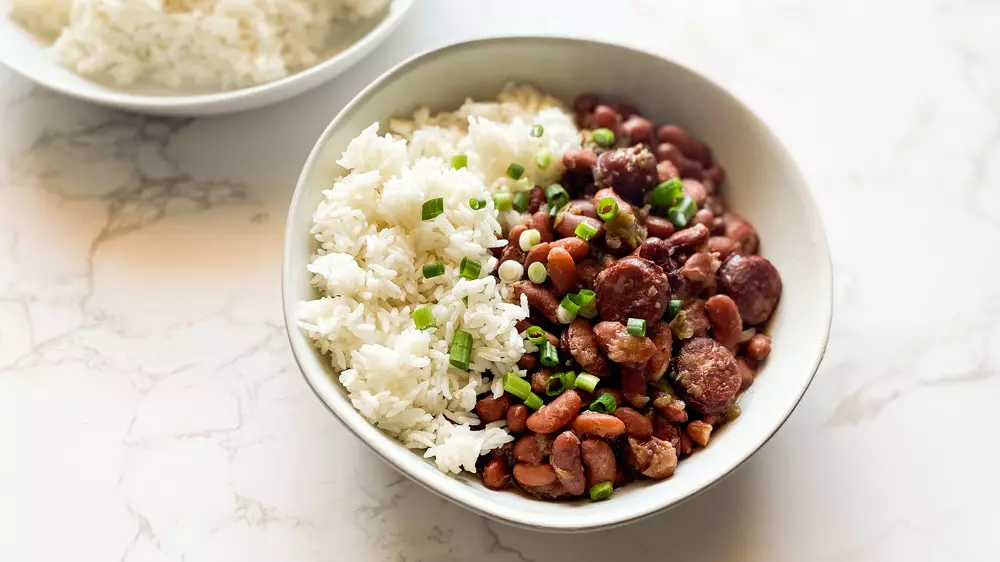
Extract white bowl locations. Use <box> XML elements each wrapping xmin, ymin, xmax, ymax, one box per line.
<box><xmin>282</xmin><ymin>37</ymin><xmax>833</xmax><ymax>532</ymax></box>
<box><xmin>0</xmin><ymin>0</ymin><xmax>414</xmax><ymax>116</ymax></box>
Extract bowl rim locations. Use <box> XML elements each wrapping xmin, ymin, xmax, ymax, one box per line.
<box><xmin>0</xmin><ymin>0</ymin><xmax>414</xmax><ymax>111</ymax></box>
<box><xmin>281</xmin><ymin>35</ymin><xmax>833</xmax><ymax>532</ymax></box>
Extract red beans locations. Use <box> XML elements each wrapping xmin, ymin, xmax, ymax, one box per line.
<box><xmin>547</xmin><ymin>246</ymin><xmax>578</xmax><ymax>296</ymax></box>
<box><xmin>707</xmin><ymin>236</ymin><xmax>738</xmax><ymax>260</ymax></box>
<box><xmin>666</xmin><ymin>223</ymin><xmax>710</xmax><ymax>250</ymax></box>
<box><xmin>506</xmin><ymin>404</ymin><xmax>530</xmax><ymax>434</ymax></box>
<box><xmin>593</xmin><ymin>321</ymin><xmax>657</xmax><ymax>363</ymax></box>
<box><xmin>593</xmin><ymin>146</ymin><xmax>658</xmax><ymax>206</ymax></box>
<box><xmin>594</xmin><ymin>256</ymin><xmax>671</xmax><ymax>323</ymax></box>
<box><xmin>555</xmin><ymin>213</ymin><xmax>604</xmax><ymax>241</ymax></box>
<box><xmin>612</xmin><ymin>407</ymin><xmax>653</xmax><ymax>439</ymax></box>
<box><xmin>562</xmin><ymin>149</ymin><xmax>599</xmax><ymax>173</ymax></box>
<box><xmin>674</xmin><ymin>337</ymin><xmax>741</xmax><ymax>414</ymax></box>
<box><xmin>475</xmin><ymin>394</ymin><xmax>511</xmax><ymax>424</ymax></box>
<box><xmin>569</xmin><ymin>411</ymin><xmax>626</xmax><ymax>438</ymax></box>
<box><xmin>656</xmin><ymin>124</ymin><xmax>712</xmax><ymax>167</ymax></box>
<box><xmin>566</xmin><ymin>319</ymin><xmax>610</xmax><ymax>376</ymax></box>
<box><xmin>513</xmin><ymin>462</ymin><xmax>558</xmax><ymax>487</ymax></box>
<box><xmin>580</xmin><ymin>439</ymin><xmax>616</xmax><ymax>487</ymax></box>
<box><xmin>593</xmin><ymin>104</ymin><xmax>621</xmax><ymax>130</ymax></box>
<box><xmin>550</xmin><ymin>237</ymin><xmax>591</xmax><ymax>260</ymax></box>
<box><xmin>526</xmin><ymin>390</ymin><xmax>583</xmax><ymax>434</ymax></box>
<box><xmin>528</xmin><ymin>210</ymin><xmax>554</xmax><ymax>243</ymax></box>
<box><xmin>645</xmin><ymin>216</ymin><xmax>675</xmax><ymax>239</ymax></box>
<box><xmin>482</xmin><ymin>457</ymin><xmax>512</xmax><ymax>490</ymax></box>
<box><xmin>514</xmin><ymin>433</ymin><xmax>552</xmax><ymax>465</ymax></box>
<box><xmin>510</xmin><ymin>281</ymin><xmax>560</xmax><ymax>324</ymax></box>
<box><xmin>655</xmin><ymin>142</ymin><xmax>703</xmax><ymax>179</ymax></box>
<box><xmin>621</xmin><ymin>116</ymin><xmax>654</xmax><ymax>143</ymax></box>
<box><xmin>717</xmin><ymin>254</ymin><xmax>783</xmax><ymax>325</ymax></box>
<box><xmin>705</xmin><ymin>294</ymin><xmax>743</xmax><ymax>350</ymax></box>
<box><xmin>721</xmin><ymin>211</ymin><xmax>759</xmax><ymax>255</ymax></box>
<box><xmin>746</xmin><ymin>333</ymin><xmax>772</xmax><ymax>361</ymax></box>
<box><xmin>682</xmin><ymin>179</ymin><xmax>708</xmax><ymax>206</ymax></box>
<box><xmin>550</xmin><ymin>431</ymin><xmax>586</xmax><ymax>495</ymax></box>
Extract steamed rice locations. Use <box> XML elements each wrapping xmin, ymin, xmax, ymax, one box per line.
<box><xmin>299</xmin><ymin>84</ymin><xmax>582</xmax><ymax>473</ymax></box>
<box><xmin>9</xmin><ymin>0</ymin><xmax>388</xmax><ymax>90</ymax></box>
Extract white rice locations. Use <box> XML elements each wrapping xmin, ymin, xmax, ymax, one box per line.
<box><xmin>299</xmin><ymin>84</ymin><xmax>582</xmax><ymax>473</ymax></box>
<box><xmin>9</xmin><ymin>0</ymin><xmax>388</xmax><ymax>90</ymax></box>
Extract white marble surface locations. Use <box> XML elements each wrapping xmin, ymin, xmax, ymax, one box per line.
<box><xmin>2</xmin><ymin>1</ymin><xmax>999</xmax><ymax>560</ymax></box>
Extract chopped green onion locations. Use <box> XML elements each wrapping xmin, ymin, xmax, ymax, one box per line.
<box><xmin>590</xmin><ymin>481</ymin><xmax>613</xmax><ymax>501</ymax></box>
<box><xmin>527</xmin><ymin>262</ymin><xmax>548</xmax><ymax>284</ymax></box>
<box><xmin>493</xmin><ymin>193</ymin><xmax>513</xmax><ymax>212</ymax></box>
<box><xmin>523</xmin><ymin>326</ymin><xmax>547</xmax><ymax>345</ymax></box>
<box><xmin>469</xmin><ymin>197</ymin><xmax>487</xmax><ymax>210</ymax></box>
<box><xmin>590</xmin><ymin>392</ymin><xmax>618</xmax><ymax>414</ymax></box>
<box><xmin>449</xmin><ymin>330</ymin><xmax>473</xmax><ymax>370</ymax></box>
<box><xmin>519</xmin><ymin>229</ymin><xmax>541</xmax><ymax>251</ymax></box>
<box><xmin>498</xmin><ymin>260</ymin><xmax>524</xmax><ymax>283</ymax></box>
<box><xmin>462</xmin><ymin>295</ymin><xmax>469</xmax><ymax>306</ymax></box>
<box><xmin>534</xmin><ymin>148</ymin><xmax>552</xmax><ymax>169</ymax></box>
<box><xmin>503</xmin><ymin>373</ymin><xmax>531</xmax><ymax>400</ymax></box>
<box><xmin>579</xmin><ymin>299</ymin><xmax>598</xmax><ymax>319</ymax></box>
<box><xmin>667</xmin><ymin>299</ymin><xmax>683</xmax><ymax>320</ymax></box>
<box><xmin>515</xmin><ymin>177</ymin><xmax>532</xmax><ymax>192</ymax></box>
<box><xmin>545</xmin><ymin>373</ymin><xmax>568</xmax><ymax>396</ymax></box>
<box><xmin>652</xmin><ymin>178</ymin><xmax>684</xmax><ymax>208</ymax></box>
<box><xmin>451</xmin><ymin>153</ymin><xmax>468</xmax><ymax>169</ymax></box>
<box><xmin>571</xmin><ymin>290</ymin><xmax>596</xmax><ymax>308</ymax></box>
<box><xmin>540</xmin><ymin>341</ymin><xmax>559</xmax><ymax>367</ymax></box>
<box><xmin>574</xmin><ymin>221</ymin><xmax>598</xmax><ymax>240</ymax></box>
<box><xmin>592</xmin><ymin>128</ymin><xmax>615</xmax><ymax>148</ymax></box>
<box><xmin>530</xmin><ymin>124</ymin><xmax>544</xmax><ymax>138</ymax></box>
<box><xmin>422</xmin><ymin>263</ymin><xmax>445</xmax><ymax>278</ymax></box>
<box><xmin>545</xmin><ymin>184</ymin><xmax>569</xmax><ymax>210</ymax></box>
<box><xmin>627</xmin><ymin>318</ymin><xmax>647</xmax><ymax>337</ymax></box>
<box><xmin>668</xmin><ymin>196</ymin><xmax>697</xmax><ymax>229</ymax></box>
<box><xmin>560</xmin><ymin>295</ymin><xmax>581</xmax><ymax>315</ymax></box>
<box><xmin>524</xmin><ymin>392</ymin><xmax>543</xmax><ymax>411</ymax></box>
<box><xmin>512</xmin><ymin>191</ymin><xmax>531</xmax><ymax>212</ymax></box>
<box><xmin>422</xmin><ymin>197</ymin><xmax>444</xmax><ymax>220</ymax></box>
<box><xmin>506</xmin><ymin>162</ymin><xmax>525</xmax><ymax>180</ymax></box>
<box><xmin>597</xmin><ymin>197</ymin><xmax>619</xmax><ymax>221</ymax></box>
<box><xmin>413</xmin><ymin>306</ymin><xmax>435</xmax><ymax>330</ymax></box>
<box><xmin>557</xmin><ymin>302</ymin><xmax>578</xmax><ymax>324</ymax></box>
<box><xmin>575</xmin><ymin>373</ymin><xmax>599</xmax><ymax>393</ymax></box>
<box><xmin>459</xmin><ymin>257</ymin><xmax>482</xmax><ymax>280</ymax></box>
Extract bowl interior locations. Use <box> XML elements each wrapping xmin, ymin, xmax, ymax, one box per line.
<box><xmin>0</xmin><ymin>0</ymin><xmax>414</xmax><ymax>115</ymax></box>
<box><xmin>283</xmin><ymin>38</ymin><xmax>832</xmax><ymax>531</ymax></box>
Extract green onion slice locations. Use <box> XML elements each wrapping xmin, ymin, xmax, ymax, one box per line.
<box><xmin>422</xmin><ymin>197</ymin><xmax>444</xmax><ymax>220</ymax></box>
<box><xmin>527</xmin><ymin>262</ymin><xmax>548</xmax><ymax>284</ymax></box>
<box><xmin>422</xmin><ymin>263</ymin><xmax>445</xmax><ymax>279</ymax></box>
<box><xmin>545</xmin><ymin>183</ymin><xmax>570</xmax><ymax>210</ymax></box>
<box><xmin>413</xmin><ymin>306</ymin><xmax>435</xmax><ymax>330</ymax></box>
<box><xmin>597</xmin><ymin>197</ymin><xmax>619</xmax><ymax>221</ymax></box>
<box><xmin>524</xmin><ymin>392</ymin><xmax>543</xmax><ymax>411</ymax></box>
<box><xmin>560</xmin><ymin>295</ymin><xmax>581</xmax><ymax>315</ymax></box>
<box><xmin>590</xmin><ymin>392</ymin><xmax>618</xmax><ymax>414</ymax></box>
<box><xmin>592</xmin><ymin>128</ymin><xmax>615</xmax><ymax>148</ymax></box>
<box><xmin>512</xmin><ymin>191</ymin><xmax>531</xmax><ymax>212</ymax></box>
<box><xmin>502</xmin><ymin>373</ymin><xmax>531</xmax><ymax>400</ymax></box>
<box><xmin>506</xmin><ymin>162</ymin><xmax>525</xmax><ymax>180</ymax></box>
<box><xmin>451</xmin><ymin>153</ymin><xmax>468</xmax><ymax>169</ymax></box>
<box><xmin>627</xmin><ymin>318</ymin><xmax>647</xmax><ymax>337</ymax></box>
<box><xmin>449</xmin><ymin>330</ymin><xmax>473</xmax><ymax>370</ymax></box>
<box><xmin>652</xmin><ymin>178</ymin><xmax>684</xmax><ymax>208</ymax></box>
<box><xmin>530</xmin><ymin>124</ymin><xmax>544</xmax><ymax>138</ymax></box>
<box><xmin>590</xmin><ymin>481</ymin><xmax>613</xmax><ymax>501</ymax></box>
<box><xmin>522</xmin><ymin>326</ymin><xmax>547</xmax><ymax>345</ymax></box>
<box><xmin>667</xmin><ymin>196</ymin><xmax>697</xmax><ymax>228</ymax></box>
<box><xmin>534</xmin><ymin>149</ymin><xmax>552</xmax><ymax>169</ymax></box>
<box><xmin>493</xmin><ymin>193</ymin><xmax>513</xmax><ymax>212</ymax></box>
<box><xmin>469</xmin><ymin>198</ymin><xmax>486</xmax><ymax>210</ymax></box>
<box><xmin>539</xmin><ymin>341</ymin><xmax>559</xmax><ymax>367</ymax></box>
<box><xmin>575</xmin><ymin>373</ymin><xmax>599</xmax><ymax>393</ymax></box>
<box><xmin>667</xmin><ymin>299</ymin><xmax>683</xmax><ymax>320</ymax></box>
<box><xmin>574</xmin><ymin>221</ymin><xmax>598</xmax><ymax>240</ymax></box>
<box><xmin>545</xmin><ymin>373</ymin><xmax>567</xmax><ymax>396</ymax></box>
<box><xmin>459</xmin><ymin>257</ymin><xmax>481</xmax><ymax>280</ymax></box>
<box><xmin>571</xmin><ymin>290</ymin><xmax>595</xmax><ymax>308</ymax></box>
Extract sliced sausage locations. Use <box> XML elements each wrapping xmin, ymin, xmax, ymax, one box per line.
<box><xmin>626</xmin><ymin>436</ymin><xmax>677</xmax><ymax>479</ymax></box>
<box><xmin>674</xmin><ymin>337</ymin><xmax>741</xmax><ymax>415</ymax></box>
<box><xmin>717</xmin><ymin>254</ymin><xmax>782</xmax><ymax>325</ymax></box>
<box><xmin>526</xmin><ymin>390</ymin><xmax>583</xmax><ymax>434</ymax></box>
<box><xmin>580</xmin><ymin>439</ymin><xmax>617</xmax><ymax>488</ymax></box>
<box><xmin>569</xmin><ymin>411</ymin><xmax>626</xmax><ymax>438</ymax></box>
<box><xmin>594</xmin><ymin>256</ymin><xmax>670</xmax><ymax>323</ymax></box>
<box><xmin>592</xmin><ymin>145</ymin><xmax>658</xmax><ymax>206</ymax></box>
<box><xmin>592</xmin><ymin>321</ymin><xmax>657</xmax><ymax>363</ymax></box>
<box><xmin>705</xmin><ymin>294</ymin><xmax>743</xmax><ymax>350</ymax></box>
<box><xmin>550</xmin><ymin>431</ymin><xmax>586</xmax><ymax>495</ymax></box>
<box><xmin>566</xmin><ymin>319</ymin><xmax>610</xmax><ymax>376</ymax></box>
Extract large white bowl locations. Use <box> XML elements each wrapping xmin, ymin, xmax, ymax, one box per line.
<box><xmin>0</xmin><ymin>0</ymin><xmax>414</xmax><ymax>116</ymax></box>
<box><xmin>282</xmin><ymin>37</ymin><xmax>833</xmax><ymax>532</ymax></box>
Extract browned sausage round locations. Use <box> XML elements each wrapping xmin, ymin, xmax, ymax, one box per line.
<box><xmin>513</xmin><ymin>433</ymin><xmax>552</xmax><ymax>465</ymax></box>
<box><xmin>569</xmin><ymin>411</ymin><xmax>626</xmax><ymax>438</ymax></box>
<box><xmin>594</xmin><ymin>256</ymin><xmax>670</xmax><ymax>323</ymax></box>
<box><xmin>510</xmin><ymin>281</ymin><xmax>560</xmax><ymax>324</ymax></box>
<box><xmin>705</xmin><ymin>294</ymin><xmax>743</xmax><ymax>350</ymax></box>
<box><xmin>612</xmin><ymin>407</ymin><xmax>653</xmax><ymax>439</ymax></box>
<box><xmin>717</xmin><ymin>254</ymin><xmax>782</xmax><ymax>325</ymax></box>
<box><xmin>482</xmin><ymin>457</ymin><xmax>511</xmax><ymax>490</ymax></box>
<box><xmin>526</xmin><ymin>390</ymin><xmax>583</xmax><ymax>434</ymax></box>
<box><xmin>566</xmin><ymin>319</ymin><xmax>610</xmax><ymax>376</ymax></box>
<box><xmin>506</xmin><ymin>404</ymin><xmax>530</xmax><ymax>434</ymax></box>
<box><xmin>656</xmin><ymin>125</ymin><xmax>712</xmax><ymax>167</ymax></box>
<box><xmin>550</xmin><ymin>431</ymin><xmax>586</xmax><ymax>495</ymax></box>
<box><xmin>513</xmin><ymin>462</ymin><xmax>558</xmax><ymax>487</ymax></box>
<box><xmin>580</xmin><ymin>438</ymin><xmax>616</xmax><ymax>488</ymax></box>
<box><xmin>475</xmin><ymin>394</ymin><xmax>511</xmax><ymax>424</ymax></box>
<box><xmin>562</xmin><ymin>149</ymin><xmax>599</xmax><ymax>173</ymax></box>
<box><xmin>674</xmin><ymin>337</ymin><xmax>741</xmax><ymax>414</ymax></box>
<box><xmin>547</xmin><ymin>246</ymin><xmax>578</xmax><ymax>296</ymax></box>
<box><xmin>643</xmin><ymin>321</ymin><xmax>672</xmax><ymax>382</ymax></box>
<box><xmin>626</xmin><ymin>436</ymin><xmax>677</xmax><ymax>479</ymax></box>
<box><xmin>593</xmin><ymin>321</ymin><xmax>657</xmax><ymax>363</ymax></box>
<box><xmin>592</xmin><ymin>146</ymin><xmax>658</xmax><ymax>206</ymax></box>
<box><xmin>746</xmin><ymin>333</ymin><xmax>772</xmax><ymax>361</ymax></box>
<box><xmin>550</xmin><ymin>237</ymin><xmax>591</xmax><ymax>260</ymax></box>
<box><xmin>645</xmin><ymin>216</ymin><xmax>675</xmax><ymax>239</ymax></box>
<box><xmin>721</xmin><ymin>211</ymin><xmax>759</xmax><ymax>255</ymax></box>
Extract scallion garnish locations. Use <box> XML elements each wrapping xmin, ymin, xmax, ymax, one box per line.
<box><xmin>459</xmin><ymin>257</ymin><xmax>481</xmax><ymax>280</ymax></box>
<box><xmin>597</xmin><ymin>197</ymin><xmax>618</xmax><ymax>221</ymax></box>
<box><xmin>574</xmin><ymin>221</ymin><xmax>598</xmax><ymax>240</ymax></box>
<box><xmin>652</xmin><ymin>177</ymin><xmax>684</xmax><ymax>208</ymax></box>
<box><xmin>592</xmin><ymin>128</ymin><xmax>615</xmax><ymax>148</ymax></box>
<box><xmin>545</xmin><ymin>183</ymin><xmax>569</xmax><ymax>210</ymax></box>
<box><xmin>530</xmin><ymin>124</ymin><xmax>544</xmax><ymax>138</ymax></box>
<box><xmin>422</xmin><ymin>197</ymin><xmax>444</xmax><ymax>220</ymax></box>
<box><xmin>422</xmin><ymin>263</ymin><xmax>445</xmax><ymax>278</ymax></box>
<box><xmin>451</xmin><ymin>153</ymin><xmax>468</xmax><ymax>169</ymax></box>
<box><xmin>590</xmin><ymin>392</ymin><xmax>618</xmax><ymax>414</ymax></box>
<box><xmin>493</xmin><ymin>193</ymin><xmax>513</xmax><ymax>212</ymax></box>
<box><xmin>590</xmin><ymin>481</ymin><xmax>613</xmax><ymax>501</ymax></box>
<box><xmin>413</xmin><ymin>306</ymin><xmax>435</xmax><ymax>330</ymax></box>
<box><xmin>527</xmin><ymin>262</ymin><xmax>548</xmax><ymax>284</ymax></box>
<box><xmin>539</xmin><ymin>341</ymin><xmax>559</xmax><ymax>367</ymax></box>
<box><xmin>571</xmin><ymin>290</ymin><xmax>595</xmax><ymax>308</ymax></box>
<box><xmin>667</xmin><ymin>196</ymin><xmax>697</xmax><ymax>228</ymax></box>
<box><xmin>523</xmin><ymin>326</ymin><xmax>547</xmax><ymax>345</ymax></box>
<box><xmin>519</xmin><ymin>229</ymin><xmax>541</xmax><ymax>251</ymax></box>
<box><xmin>469</xmin><ymin>197</ymin><xmax>486</xmax><ymax>210</ymax></box>
<box><xmin>627</xmin><ymin>318</ymin><xmax>647</xmax><ymax>337</ymax></box>
<box><xmin>502</xmin><ymin>373</ymin><xmax>531</xmax><ymax>400</ymax></box>
<box><xmin>512</xmin><ymin>191</ymin><xmax>531</xmax><ymax>212</ymax></box>
<box><xmin>506</xmin><ymin>162</ymin><xmax>525</xmax><ymax>180</ymax></box>
<box><xmin>667</xmin><ymin>299</ymin><xmax>683</xmax><ymax>320</ymax></box>
<box><xmin>449</xmin><ymin>330</ymin><xmax>473</xmax><ymax>370</ymax></box>
<box><xmin>575</xmin><ymin>373</ymin><xmax>599</xmax><ymax>393</ymax></box>
<box><xmin>524</xmin><ymin>392</ymin><xmax>543</xmax><ymax>411</ymax></box>
<box><xmin>534</xmin><ymin>148</ymin><xmax>552</xmax><ymax>169</ymax></box>
<box><xmin>545</xmin><ymin>373</ymin><xmax>567</xmax><ymax>396</ymax></box>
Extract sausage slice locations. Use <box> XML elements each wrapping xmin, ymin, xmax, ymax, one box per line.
<box><xmin>674</xmin><ymin>337</ymin><xmax>740</xmax><ymax>414</ymax></box>
<box><xmin>594</xmin><ymin>256</ymin><xmax>670</xmax><ymax>323</ymax></box>
<box><xmin>717</xmin><ymin>254</ymin><xmax>782</xmax><ymax>325</ymax></box>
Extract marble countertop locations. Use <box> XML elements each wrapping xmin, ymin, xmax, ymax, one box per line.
<box><xmin>2</xmin><ymin>1</ymin><xmax>998</xmax><ymax>560</ymax></box>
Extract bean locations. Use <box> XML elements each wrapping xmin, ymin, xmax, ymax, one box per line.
<box><xmin>549</xmin><ymin>237</ymin><xmax>591</xmax><ymax>260</ymax></box>
<box><xmin>514</xmin><ymin>433</ymin><xmax>552</xmax><ymax>465</ymax></box>
<box><xmin>528</xmin><ymin>210</ymin><xmax>554</xmax><ymax>242</ymax></box>
<box><xmin>626</xmin><ymin>436</ymin><xmax>677</xmax><ymax>479</ymax></box>
<box><xmin>656</xmin><ymin>125</ymin><xmax>712</xmax><ymax>167</ymax></box>
<box><xmin>475</xmin><ymin>394</ymin><xmax>512</xmax><ymax>424</ymax></box>
<box><xmin>510</xmin><ymin>281</ymin><xmax>560</xmax><ymax>323</ymax></box>
<box><xmin>657</xmin><ymin>159</ymin><xmax>680</xmax><ymax>183</ymax></box>
<box><xmin>580</xmin><ymin>439</ymin><xmax>617</xmax><ymax>488</ymax></box>
<box><xmin>686</xmin><ymin>420</ymin><xmax>713</xmax><ymax>447</ymax></box>
<box><xmin>677</xmin><ymin>431</ymin><xmax>694</xmax><ymax>458</ymax></box>
<box><xmin>594</xmin><ymin>256</ymin><xmax>671</xmax><ymax>323</ymax></box>
<box><xmin>656</xmin><ymin>397</ymin><xmax>689</xmax><ymax>423</ymax></box>
<box><xmin>555</xmin><ymin>213</ymin><xmax>604</xmax><ymax>241</ymax></box>
<box><xmin>566</xmin><ymin>318</ymin><xmax>610</xmax><ymax>376</ymax></box>
<box><xmin>524</xmin><ymin>242</ymin><xmax>552</xmax><ymax>269</ymax></box>
<box><xmin>681</xmin><ymin>299</ymin><xmax>711</xmax><ymax>338</ymax></box>
<box><xmin>517</xmin><ymin>353</ymin><xmax>538</xmax><ymax>371</ymax></box>
<box><xmin>704</xmin><ymin>194</ymin><xmax>727</xmax><ymax>217</ymax></box>
<box><xmin>645</xmin><ymin>216</ymin><xmax>675</xmax><ymax>239</ymax></box>
<box><xmin>612</xmin><ymin>407</ymin><xmax>653</xmax><ymax>439</ymax></box>
<box><xmin>711</xmin><ymin>217</ymin><xmax>726</xmax><ymax>236</ymax></box>
<box><xmin>721</xmin><ymin>211</ymin><xmax>759</xmax><ymax>255</ymax></box>
<box><xmin>652</xmin><ymin>415</ymin><xmax>682</xmax><ymax>448</ymax></box>
<box><xmin>736</xmin><ymin>357</ymin><xmax>756</xmax><ymax>391</ymax></box>
<box><xmin>637</xmin><ymin>237</ymin><xmax>671</xmax><ymax>268</ymax></box>
<box><xmin>666</xmin><ymin>223</ymin><xmax>710</xmax><ymax>250</ymax></box>
<box><xmin>681</xmin><ymin>252</ymin><xmax>716</xmax><ymax>286</ymax></box>
<box><xmin>705</xmin><ymin>294</ymin><xmax>743</xmax><ymax>350</ymax></box>
<box><xmin>593</xmin><ymin>387</ymin><xmax>625</xmax><ymax>406</ymax></box>
<box><xmin>593</xmin><ymin>105</ymin><xmax>621</xmax><ymax>130</ymax></box>
<box><xmin>550</xmin><ymin>431</ymin><xmax>586</xmax><ymax>495</ymax></box>
<box><xmin>705</xmin><ymin>165</ymin><xmax>725</xmax><ymax>186</ymax></box>
<box><xmin>682</xmin><ymin>179</ymin><xmax>708</xmax><ymax>206</ymax></box>
<box><xmin>593</xmin><ymin>321</ymin><xmax>657</xmax><ymax>364</ymax></box>
<box><xmin>506</xmin><ymin>404</ymin><xmax>530</xmax><ymax>434</ymax></box>
<box><xmin>530</xmin><ymin>369</ymin><xmax>554</xmax><ymax>395</ymax></box>
<box><xmin>746</xmin><ymin>333</ymin><xmax>772</xmax><ymax>361</ymax></box>
<box><xmin>528</xmin><ymin>186</ymin><xmax>546</xmax><ymax>213</ymax></box>
<box><xmin>526</xmin><ymin>389</ymin><xmax>583</xmax><ymax>434</ymax></box>
<box><xmin>513</xmin><ymin>462</ymin><xmax>558</xmax><ymax>487</ymax></box>
<box><xmin>500</xmin><ymin>224</ymin><xmax>528</xmax><ymax>264</ymax></box>
<box><xmin>570</xmin><ymin>411</ymin><xmax>627</xmax><ymax>438</ymax></box>
<box><xmin>717</xmin><ymin>254</ymin><xmax>782</xmax><ymax>325</ymax></box>
<box><xmin>482</xmin><ymin>457</ymin><xmax>512</xmax><ymax>490</ymax></box>
<box><xmin>562</xmin><ymin>149</ymin><xmax>599</xmax><ymax>173</ymax></box>
<box><xmin>675</xmin><ymin>337</ymin><xmax>741</xmax><ymax>414</ymax></box>
<box><xmin>621</xmin><ymin>116</ymin><xmax>654</xmax><ymax>144</ymax></box>
<box><xmin>707</xmin><ymin>236</ymin><xmax>738</xmax><ymax>261</ymax></box>
<box><xmin>593</xmin><ymin>146</ymin><xmax>658</xmax><ymax>206</ymax></box>
<box><xmin>546</xmin><ymin>246</ymin><xmax>578</xmax><ymax>296</ymax></box>
<box><xmin>573</xmin><ymin>94</ymin><xmax>600</xmax><ymax>114</ymax></box>
<box><xmin>654</xmin><ymin>142</ymin><xmax>703</xmax><ymax>179</ymax></box>
<box><xmin>692</xmin><ymin>208</ymin><xmax>715</xmax><ymax>229</ymax></box>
